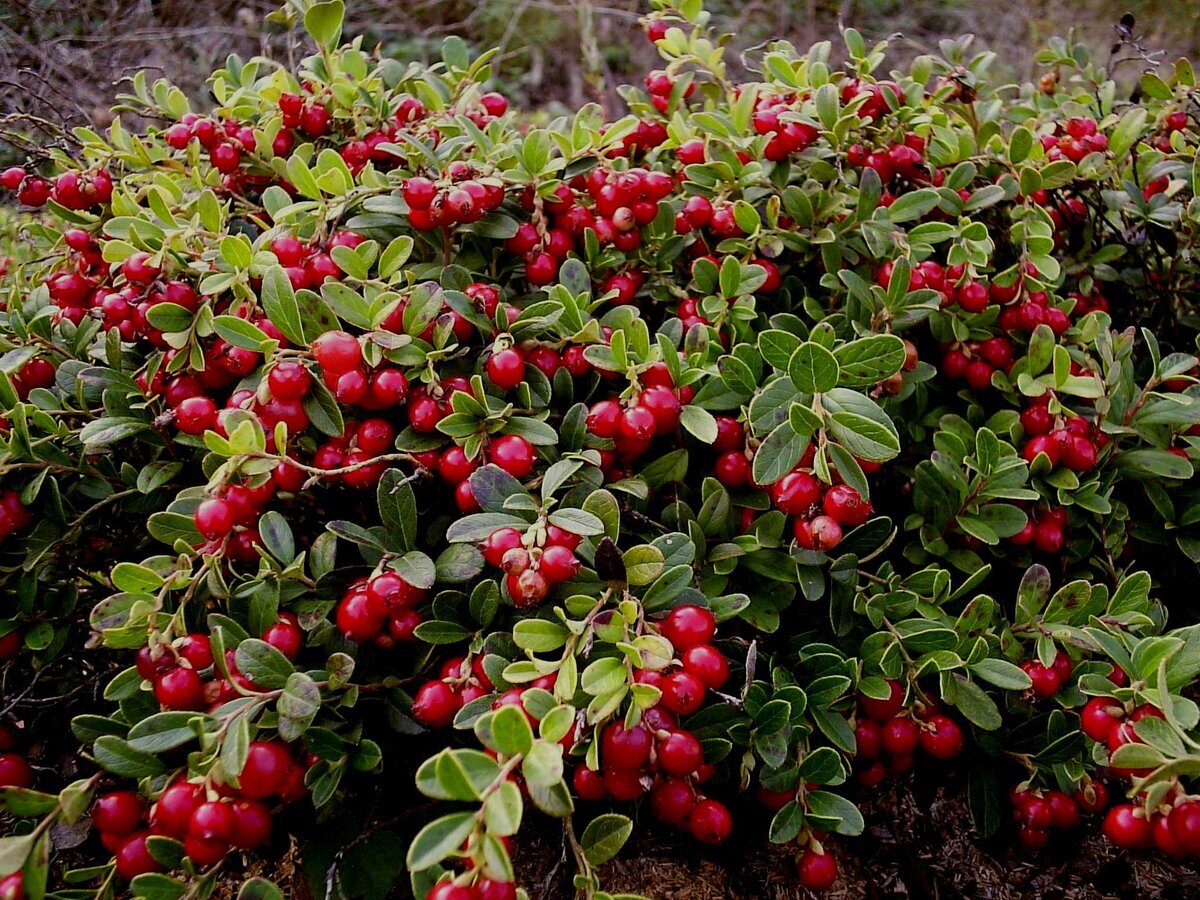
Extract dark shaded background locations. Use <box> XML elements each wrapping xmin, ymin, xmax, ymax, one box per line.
<box><xmin>1</xmin><ymin>0</ymin><xmax>1199</xmax><ymax>137</ymax></box>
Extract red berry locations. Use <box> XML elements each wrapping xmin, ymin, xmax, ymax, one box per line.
<box><xmin>188</xmin><ymin>800</ymin><xmax>236</xmax><ymax>842</ymax></box>
<box><xmin>661</xmin><ymin>670</ymin><xmax>706</xmax><ymax>716</ymax></box>
<box><xmin>681</xmin><ymin>644</ymin><xmax>729</xmax><ymax>689</ymax></box>
<box><xmin>771</xmin><ymin>471</ymin><xmax>821</xmax><ymax>515</ymax></box>
<box><xmin>687</xmin><ymin>798</ymin><xmax>732</xmax><ymax>844</ymax></box>
<box><xmin>601</xmin><ymin>721</ymin><xmax>652</xmax><ymax>769</ymax></box>
<box><xmin>650</xmin><ymin>777</ymin><xmax>696</xmax><ymax>825</ymax></box>
<box><xmin>657</xmin><ymin>729</ymin><xmax>704</xmax><ymax>776</ymax></box>
<box><xmin>881</xmin><ymin>717</ymin><xmax>919</xmax><ymax>756</ymax></box>
<box><xmin>313</xmin><ymin>331</ymin><xmax>362</xmax><ymax>375</ymax></box>
<box><xmin>1080</xmin><ymin>697</ymin><xmax>1123</xmax><ymax>743</ymax></box>
<box><xmin>1169</xmin><ymin>800</ymin><xmax>1200</xmax><ymax>854</ymax></box>
<box><xmin>194</xmin><ymin>498</ymin><xmax>235</xmax><ymax>540</ymax></box>
<box><xmin>1103</xmin><ymin>804</ymin><xmax>1152</xmax><ymax>849</ymax></box>
<box><xmin>411</xmin><ymin>680</ymin><xmax>461</xmax><ymax>728</ymax></box>
<box><xmin>822</xmin><ymin>484</ymin><xmax>871</xmax><ymax>527</ymax></box>
<box><xmin>238</xmin><ymin>742</ymin><xmax>292</xmax><ymax>799</ymax></box>
<box><xmin>230</xmin><ymin>799</ymin><xmax>272</xmax><ymax>848</ymax></box>
<box><xmin>918</xmin><ymin>715</ymin><xmax>964</xmax><ymax>760</ymax></box>
<box><xmin>797</xmin><ymin>849</ymin><xmax>838</xmax><ymax>892</ymax></box>
<box><xmin>860</xmin><ymin>680</ymin><xmax>904</xmax><ymax>722</ymax></box>
<box><xmin>486</xmin><ymin>348</ymin><xmax>525</xmax><ymax>390</ymax></box>
<box><xmin>661</xmin><ymin>605</ymin><xmax>716</xmax><ymax>650</ymax></box>
<box><xmin>155</xmin><ymin>667</ymin><xmax>205</xmax><ymax>710</ymax></box>
<box><xmin>714</xmin><ymin>451</ymin><xmax>751</xmax><ymax>489</ymax></box>
<box><xmin>115</xmin><ymin>832</ymin><xmax>160</xmax><ymax>880</ymax></box>
<box><xmin>262</xmin><ymin>613</ymin><xmax>303</xmax><ymax>659</ymax></box>
<box><xmin>93</xmin><ymin>791</ymin><xmax>144</xmax><ymax>836</ymax></box>
<box><xmin>488</xmin><ymin>435</ymin><xmax>536</xmax><ymax>478</ymax></box>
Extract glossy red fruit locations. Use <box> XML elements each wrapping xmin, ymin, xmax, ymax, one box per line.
<box><xmin>918</xmin><ymin>715</ymin><xmax>964</xmax><ymax>760</ymax></box>
<box><xmin>1168</xmin><ymin>800</ymin><xmax>1200</xmax><ymax>854</ymax></box>
<box><xmin>1073</xmin><ymin>781</ymin><xmax>1109</xmax><ymax>814</ymax></box>
<box><xmin>194</xmin><ymin>498</ymin><xmax>235</xmax><ymax>540</ymax></box>
<box><xmin>1046</xmin><ymin>790</ymin><xmax>1080</xmax><ymax>830</ymax></box>
<box><xmin>411</xmin><ymin>680</ymin><xmax>461</xmax><ymax>728</ymax></box>
<box><xmin>151</xmin><ymin>782</ymin><xmax>203</xmax><ymax>837</ymax></box>
<box><xmin>661</xmin><ymin>605</ymin><xmax>716</xmax><ymax>650</ymax></box>
<box><xmin>183</xmin><ymin>832</ymin><xmax>228</xmax><ymax>866</ymax></box>
<box><xmin>188</xmin><ymin>800</ymin><xmax>236</xmax><ymax>842</ymax></box>
<box><xmin>115</xmin><ymin>832</ymin><xmax>160</xmax><ymax>879</ymax></box>
<box><xmin>881</xmin><ymin>717</ymin><xmax>920</xmax><ymax>757</ymax></box>
<box><xmin>262</xmin><ymin>613</ymin><xmax>303</xmax><ymax>658</ymax></box>
<box><xmin>230</xmin><ymin>799</ymin><xmax>272</xmax><ymax>848</ymax></box>
<box><xmin>573</xmin><ymin>765</ymin><xmax>606</xmax><ymax>801</ymax></box>
<box><xmin>687</xmin><ymin>798</ymin><xmax>733</xmax><ymax>844</ymax></box>
<box><xmin>0</xmin><ymin>753</ymin><xmax>30</xmax><ymax>789</ymax></box>
<box><xmin>1103</xmin><ymin>804</ymin><xmax>1152</xmax><ymax>849</ymax></box>
<box><xmin>639</xmin><ymin>386</ymin><xmax>682</xmax><ymax>433</ymax></box>
<box><xmin>1080</xmin><ymin>697</ymin><xmax>1123</xmax><ymax>743</ymax></box>
<box><xmin>771</xmin><ymin>471</ymin><xmax>822</xmax><ymax>515</ymax></box>
<box><xmin>1022</xmin><ymin>661</ymin><xmax>1063</xmax><ymax>699</ymax></box>
<box><xmin>681</xmin><ymin>644</ymin><xmax>729</xmax><ymax>689</ymax></box>
<box><xmin>714</xmin><ymin>451</ymin><xmax>751</xmax><ymax>489</ymax></box>
<box><xmin>488</xmin><ymin>435</ymin><xmax>536</xmax><ymax>478</ymax></box>
<box><xmin>650</xmin><ymin>777</ymin><xmax>696</xmax><ymax>825</ymax></box>
<box><xmin>797</xmin><ymin>849</ymin><xmax>838</xmax><ymax>892</ymax></box>
<box><xmin>539</xmin><ymin>545</ymin><xmax>580</xmax><ymax>583</ymax></box>
<box><xmin>155</xmin><ymin>667</ymin><xmax>205</xmax><ymax>710</ymax></box>
<box><xmin>486</xmin><ymin>348</ymin><xmax>525</xmax><ymax>390</ymax></box>
<box><xmin>312</xmin><ymin>331</ymin><xmax>362</xmax><ymax>374</ymax></box>
<box><xmin>239</xmin><ymin>742</ymin><xmax>292</xmax><ymax>798</ymax></box>
<box><xmin>601</xmin><ymin>721</ymin><xmax>652</xmax><ymax>769</ymax></box>
<box><xmin>267</xmin><ymin>361</ymin><xmax>313</xmax><ymax>401</ymax></box>
<box><xmin>481</xmin><ymin>528</ymin><xmax>523</xmax><ymax>567</ymax></box>
<box><xmin>854</xmin><ymin>719</ymin><xmax>882</xmax><ymax>759</ymax></box>
<box><xmin>425</xmin><ymin>883</ymin><xmax>475</xmax><ymax>900</ymax></box>
<box><xmin>657</xmin><ymin>729</ymin><xmax>704</xmax><ymax>776</ymax></box>
<box><xmin>822</xmin><ymin>485</ymin><xmax>871</xmax><ymax>527</ymax></box>
<box><xmin>661</xmin><ymin>670</ymin><xmax>706</xmax><ymax>716</ymax></box>
<box><xmin>94</xmin><ymin>791</ymin><xmax>144</xmax><ymax>836</ymax></box>
<box><xmin>860</xmin><ymin>680</ymin><xmax>904</xmax><ymax>722</ymax></box>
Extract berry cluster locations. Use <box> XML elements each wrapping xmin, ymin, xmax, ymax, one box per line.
<box><xmin>1007</xmin><ymin>506</ymin><xmax>1070</xmax><ymax>555</ymax></box>
<box><xmin>1020</xmin><ymin>651</ymin><xmax>1074</xmax><ymax>700</ymax></box>
<box><xmin>99</xmin><ymin>741</ymin><xmax>305</xmax><ymax>879</ymax></box>
<box><xmin>335</xmin><ymin>570</ymin><xmax>427</xmax><ymax>645</ymax></box>
<box><xmin>1019</xmin><ymin>407</ymin><xmax>1104</xmax><ymax>473</ymax></box>
<box><xmin>569</xmin><ymin>605</ymin><xmax>733</xmax><ymax>846</ymax></box>
<box><xmin>853</xmin><ymin>680</ymin><xmax>965</xmax><ymax>787</ymax></box>
<box><xmin>585</xmin><ymin>363</ymin><xmax>693</xmax><ymax>469</ymax></box>
<box><xmin>0</xmin><ymin>166</ymin><xmax>112</xmax><ymax>210</ymax></box>
<box><xmin>411</xmin><ymin>655</ymin><xmax>509</xmax><ymax>729</ymax></box>
<box><xmin>480</xmin><ymin>524</ymin><xmax>583</xmax><ymax>608</ymax></box>
<box><xmin>402</xmin><ymin>166</ymin><xmax>506</xmax><ymax>231</ymax></box>
<box><xmin>756</xmin><ymin>448</ymin><xmax>875</xmax><ymax>553</ymax></box>
<box><xmin>1040</xmin><ymin>116</ymin><xmax>1108</xmax><ymax>164</ymax></box>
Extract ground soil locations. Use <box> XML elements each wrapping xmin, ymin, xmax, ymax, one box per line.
<box><xmin>511</xmin><ymin>783</ymin><xmax>1200</xmax><ymax>900</ymax></box>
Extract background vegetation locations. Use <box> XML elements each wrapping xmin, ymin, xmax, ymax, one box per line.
<box><xmin>3</xmin><ymin>0</ymin><xmax>1200</xmax><ymax>143</ymax></box>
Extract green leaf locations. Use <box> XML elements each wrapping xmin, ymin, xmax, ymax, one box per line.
<box><xmin>234</xmin><ymin>639</ymin><xmax>295</xmax><ymax>690</ymax></box>
<box><xmin>405</xmin><ymin>812</ymin><xmax>476</xmax><ymax>871</ymax></box>
<box><xmin>803</xmin><ymin>790</ymin><xmax>864</xmax><ymax>836</ymax></box>
<box><xmin>260</xmin><ymin>265</ymin><xmax>306</xmax><ymax>346</ymax></box>
<box><xmin>948</xmin><ymin>675</ymin><xmax>1002</xmax><ymax>730</ymax></box>
<box><xmin>304</xmin><ymin>0</ymin><xmax>345</xmax><ymax>48</ymax></box>
<box><xmin>832</xmin><ymin>334</ymin><xmax>905</xmax><ymax>388</ymax></box>
<box><xmin>581</xmin><ymin>813</ymin><xmax>633</xmax><ymax>866</ymax></box>
<box><xmin>789</xmin><ymin>342</ymin><xmax>839</xmax><ymax>393</ymax></box>
<box><xmin>93</xmin><ymin>736</ymin><xmax>165</xmax><ymax>779</ymax></box>
<box><xmin>752</xmin><ymin>420</ymin><xmax>811</xmax><ymax>486</ymax></box>
<box><xmin>622</xmin><ymin>545</ymin><xmax>664</xmax><ymax>586</ymax></box>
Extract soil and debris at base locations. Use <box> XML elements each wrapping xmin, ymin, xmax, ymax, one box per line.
<box><xmin>512</xmin><ymin>784</ymin><xmax>1200</xmax><ymax>899</ymax></box>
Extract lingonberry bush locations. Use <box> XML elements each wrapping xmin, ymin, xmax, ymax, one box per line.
<box><xmin>3</xmin><ymin>0</ymin><xmax>1200</xmax><ymax>896</ymax></box>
